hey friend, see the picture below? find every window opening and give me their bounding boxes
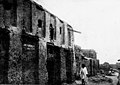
[68,28,71,46]
[38,19,42,28]
[50,24,54,40]
[36,19,42,37]
[60,27,62,34]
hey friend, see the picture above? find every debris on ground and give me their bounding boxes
[88,74,113,83]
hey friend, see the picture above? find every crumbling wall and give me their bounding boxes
[17,0,24,29]
[0,0,17,28]
[82,49,97,59]
[8,27,22,84]
[56,18,65,46]
[60,48,67,82]
[21,32,40,84]
[75,46,100,77]
[0,4,5,27]
[0,28,10,84]
[17,0,33,32]
[66,49,74,83]
[38,39,47,85]
[74,45,82,73]
[32,3,45,37]
[0,0,75,84]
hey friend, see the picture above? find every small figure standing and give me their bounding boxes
[80,64,88,85]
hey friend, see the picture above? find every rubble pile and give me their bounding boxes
[88,75,113,83]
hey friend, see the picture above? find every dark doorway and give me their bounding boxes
[21,31,39,84]
[65,49,73,83]
[90,59,93,76]
[47,43,61,85]
[0,28,10,84]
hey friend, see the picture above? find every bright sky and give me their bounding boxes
[34,0,120,64]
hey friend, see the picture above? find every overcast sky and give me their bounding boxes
[34,0,120,64]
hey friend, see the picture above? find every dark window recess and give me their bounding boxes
[60,27,62,34]
[11,0,17,26]
[68,28,71,46]
[54,21,56,40]
[50,24,54,40]
[22,19,25,29]
[62,27,65,44]
[30,1,32,32]
[38,19,42,28]
[43,12,46,38]
[0,0,3,3]
[36,5,44,11]
[3,0,13,10]
[36,19,42,37]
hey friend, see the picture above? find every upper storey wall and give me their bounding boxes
[0,0,74,49]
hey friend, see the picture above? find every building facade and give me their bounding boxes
[0,0,75,84]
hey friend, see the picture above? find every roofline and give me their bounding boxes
[31,0,73,29]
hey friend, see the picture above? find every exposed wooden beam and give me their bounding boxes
[118,59,120,61]
[68,29,81,34]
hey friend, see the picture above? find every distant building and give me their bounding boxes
[81,49,97,59]
[74,46,99,76]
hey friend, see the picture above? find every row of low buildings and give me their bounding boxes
[74,45,99,77]
[0,0,99,84]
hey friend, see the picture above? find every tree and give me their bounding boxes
[100,62,111,75]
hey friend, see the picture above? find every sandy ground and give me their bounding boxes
[63,74,118,85]
[106,76,118,85]
[63,82,112,85]
[74,80,113,85]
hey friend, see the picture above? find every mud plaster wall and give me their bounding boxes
[56,18,65,46]
[64,22,68,48]
[74,45,82,73]
[0,1,17,28]
[65,49,74,83]
[38,39,48,85]
[45,12,74,49]
[8,28,48,84]
[17,0,24,29]
[0,4,4,27]
[56,18,62,46]
[56,18,61,46]
[8,29,22,84]
[45,12,51,42]
[45,12,56,42]
[0,0,75,84]
[21,0,31,32]
[0,0,23,83]
[60,48,67,82]
[17,0,32,32]
[32,3,45,36]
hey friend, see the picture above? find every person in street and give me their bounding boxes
[80,64,88,85]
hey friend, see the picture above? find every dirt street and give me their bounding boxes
[63,81,112,85]
[106,76,118,85]
[63,74,119,85]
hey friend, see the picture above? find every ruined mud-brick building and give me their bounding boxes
[74,45,99,77]
[0,0,75,84]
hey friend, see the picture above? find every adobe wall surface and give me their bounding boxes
[60,48,67,82]
[38,39,48,85]
[8,27,22,84]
